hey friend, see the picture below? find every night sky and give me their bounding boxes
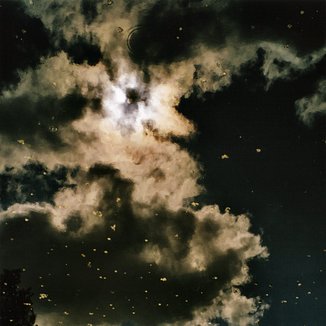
[0,1,325,326]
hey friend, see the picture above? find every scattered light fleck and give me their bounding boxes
[93,210,103,217]
[39,293,48,300]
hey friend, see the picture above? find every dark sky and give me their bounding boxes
[0,0,325,325]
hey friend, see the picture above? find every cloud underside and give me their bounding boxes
[0,164,268,326]
[0,0,324,325]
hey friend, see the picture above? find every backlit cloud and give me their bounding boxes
[1,0,324,325]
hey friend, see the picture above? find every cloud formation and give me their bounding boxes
[295,79,326,125]
[0,164,268,326]
[0,0,324,325]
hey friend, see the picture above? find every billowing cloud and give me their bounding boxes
[0,164,268,326]
[1,0,324,325]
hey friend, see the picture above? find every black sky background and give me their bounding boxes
[0,0,325,325]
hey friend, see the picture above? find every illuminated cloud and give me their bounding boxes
[0,164,268,326]
[1,0,324,325]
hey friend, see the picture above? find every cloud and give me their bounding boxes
[295,79,326,125]
[216,290,269,326]
[260,43,326,89]
[2,51,110,100]
[0,164,267,326]
[2,0,324,324]
[0,90,89,150]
